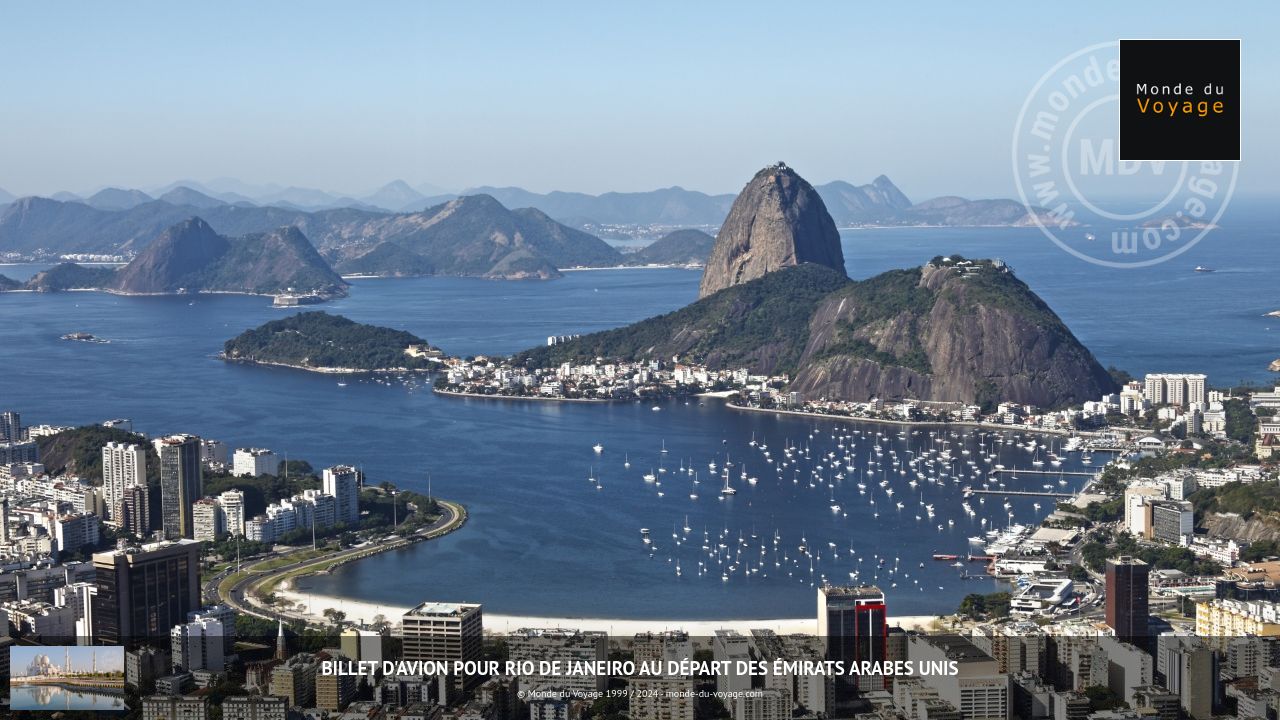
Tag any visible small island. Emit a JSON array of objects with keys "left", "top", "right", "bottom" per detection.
[{"left": 222, "top": 311, "right": 442, "bottom": 373}]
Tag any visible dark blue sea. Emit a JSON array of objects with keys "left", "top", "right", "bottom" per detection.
[{"left": 1, "top": 203, "right": 1276, "bottom": 619}]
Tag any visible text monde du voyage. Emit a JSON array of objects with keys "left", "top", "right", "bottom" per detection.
[
  {"left": 1134, "top": 82, "right": 1228, "bottom": 118},
  {"left": 320, "top": 659, "right": 961, "bottom": 678}
]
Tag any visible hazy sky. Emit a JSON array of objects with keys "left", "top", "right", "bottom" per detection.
[{"left": 1, "top": 2, "right": 1275, "bottom": 199}]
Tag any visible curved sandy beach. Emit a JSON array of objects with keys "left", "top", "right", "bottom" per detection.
[{"left": 277, "top": 587, "right": 942, "bottom": 634}]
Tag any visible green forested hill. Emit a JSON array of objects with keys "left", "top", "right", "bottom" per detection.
[{"left": 223, "top": 311, "right": 438, "bottom": 371}]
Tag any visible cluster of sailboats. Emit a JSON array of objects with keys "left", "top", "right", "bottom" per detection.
[{"left": 586, "top": 425, "right": 1107, "bottom": 593}]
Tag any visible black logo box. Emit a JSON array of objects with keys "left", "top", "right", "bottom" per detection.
[{"left": 1119, "top": 39, "right": 1240, "bottom": 161}]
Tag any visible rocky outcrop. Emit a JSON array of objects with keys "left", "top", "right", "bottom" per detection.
[
  {"left": 789, "top": 259, "right": 1117, "bottom": 408},
  {"left": 112, "top": 218, "right": 346, "bottom": 295},
  {"left": 113, "top": 218, "right": 228, "bottom": 292},
  {"left": 698, "top": 163, "right": 845, "bottom": 298},
  {"left": 522, "top": 256, "right": 1115, "bottom": 409},
  {"left": 1201, "top": 512, "right": 1280, "bottom": 544}
]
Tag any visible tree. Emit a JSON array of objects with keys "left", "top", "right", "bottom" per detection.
[
  {"left": 322, "top": 607, "right": 347, "bottom": 627},
  {"left": 1084, "top": 685, "right": 1126, "bottom": 711}
]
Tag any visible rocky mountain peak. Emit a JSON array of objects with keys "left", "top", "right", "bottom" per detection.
[{"left": 698, "top": 163, "right": 845, "bottom": 298}]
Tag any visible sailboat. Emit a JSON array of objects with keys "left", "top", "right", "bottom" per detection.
[
  {"left": 720, "top": 469, "right": 737, "bottom": 496},
  {"left": 624, "top": 454, "right": 630, "bottom": 469}
]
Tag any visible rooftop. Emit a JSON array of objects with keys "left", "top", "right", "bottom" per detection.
[
  {"left": 405, "top": 601, "right": 481, "bottom": 618},
  {"left": 821, "top": 584, "right": 885, "bottom": 600},
  {"left": 913, "top": 634, "right": 994, "bottom": 664}
]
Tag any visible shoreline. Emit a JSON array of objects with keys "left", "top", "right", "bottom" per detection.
[
  {"left": 560, "top": 264, "right": 703, "bottom": 272},
  {"left": 725, "top": 401, "right": 1094, "bottom": 438},
  {"left": 275, "top": 588, "right": 942, "bottom": 635},
  {"left": 3, "top": 285, "right": 344, "bottom": 300},
  {"left": 220, "top": 354, "right": 436, "bottom": 375},
  {"left": 432, "top": 387, "right": 622, "bottom": 403}
]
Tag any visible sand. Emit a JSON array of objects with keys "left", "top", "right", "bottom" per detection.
[{"left": 275, "top": 587, "right": 942, "bottom": 635}]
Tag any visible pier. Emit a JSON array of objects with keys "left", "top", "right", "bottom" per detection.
[
  {"left": 966, "top": 489, "right": 1074, "bottom": 499},
  {"left": 993, "top": 469, "right": 1097, "bottom": 477}
]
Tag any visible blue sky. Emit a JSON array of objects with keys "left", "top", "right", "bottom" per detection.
[{"left": 1, "top": 1, "right": 1274, "bottom": 199}]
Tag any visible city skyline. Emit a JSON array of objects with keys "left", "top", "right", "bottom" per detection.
[{"left": 1, "top": 1, "right": 1277, "bottom": 199}]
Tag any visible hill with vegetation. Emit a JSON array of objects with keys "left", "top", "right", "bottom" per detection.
[
  {"left": 515, "top": 264, "right": 853, "bottom": 375},
  {"left": 35, "top": 425, "right": 160, "bottom": 482},
  {"left": 335, "top": 241, "right": 436, "bottom": 276},
  {"left": 514, "top": 257, "right": 1114, "bottom": 408},
  {"left": 24, "top": 263, "right": 120, "bottom": 291},
  {"left": 625, "top": 229, "right": 716, "bottom": 266},
  {"left": 223, "top": 311, "right": 439, "bottom": 372}
]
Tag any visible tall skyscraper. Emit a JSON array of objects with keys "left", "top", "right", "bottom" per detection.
[
  {"left": 818, "top": 585, "right": 887, "bottom": 692},
  {"left": 102, "top": 441, "right": 146, "bottom": 525},
  {"left": 91, "top": 539, "right": 202, "bottom": 643},
  {"left": 1106, "top": 556, "right": 1150, "bottom": 642},
  {"left": 323, "top": 465, "right": 360, "bottom": 526},
  {"left": 156, "top": 434, "right": 202, "bottom": 539}
]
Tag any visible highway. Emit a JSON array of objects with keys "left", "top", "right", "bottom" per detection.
[{"left": 208, "top": 499, "right": 466, "bottom": 623}]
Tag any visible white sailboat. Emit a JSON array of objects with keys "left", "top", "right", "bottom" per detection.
[{"left": 720, "top": 469, "right": 737, "bottom": 496}]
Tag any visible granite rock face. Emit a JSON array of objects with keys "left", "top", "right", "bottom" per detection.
[
  {"left": 698, "top": 163, "right": 845, "bottom": 298},
  {"left": 789, "top": 261, "right": 1117, "bottom": 408},
  {"left": 112, "top": 218, "right": 346, "bottom": 295}
]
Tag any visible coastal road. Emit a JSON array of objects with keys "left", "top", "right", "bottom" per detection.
[{"left": 213, "top": 499, "right": 467, "bottom": 623}]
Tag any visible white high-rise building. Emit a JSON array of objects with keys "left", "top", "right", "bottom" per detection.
[
  {"left": 172, "top": 617, "right": 226, "bottom": 672},
  {"left": 323, "top": 465, "right": 359, "bottom": 525},
  {"left": 102, "top": 442, "right": 146, "bottom": 525},
  {"left": 1143, "top": 373, "right": 1208, "bottom": 408},
  {"left": 218, "top": 489, "right": 246, "bottom": 537},
  {"left": 232, "top": 448, "right": 277, "bottom": 478}
]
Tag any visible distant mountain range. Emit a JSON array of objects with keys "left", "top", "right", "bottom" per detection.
[
  {"left": 0, "top": 192, "right": 624, "bottom": 281},
  {"left": 331, "top": 195, "right": 622, "bottom": 279},
  {"left": 0, "top": 174, "right": 1056, "bottom": 232}
]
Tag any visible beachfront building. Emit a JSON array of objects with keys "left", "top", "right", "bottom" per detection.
[{"left": 401, "top": 601, "right": 483, "bottom": 691}]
